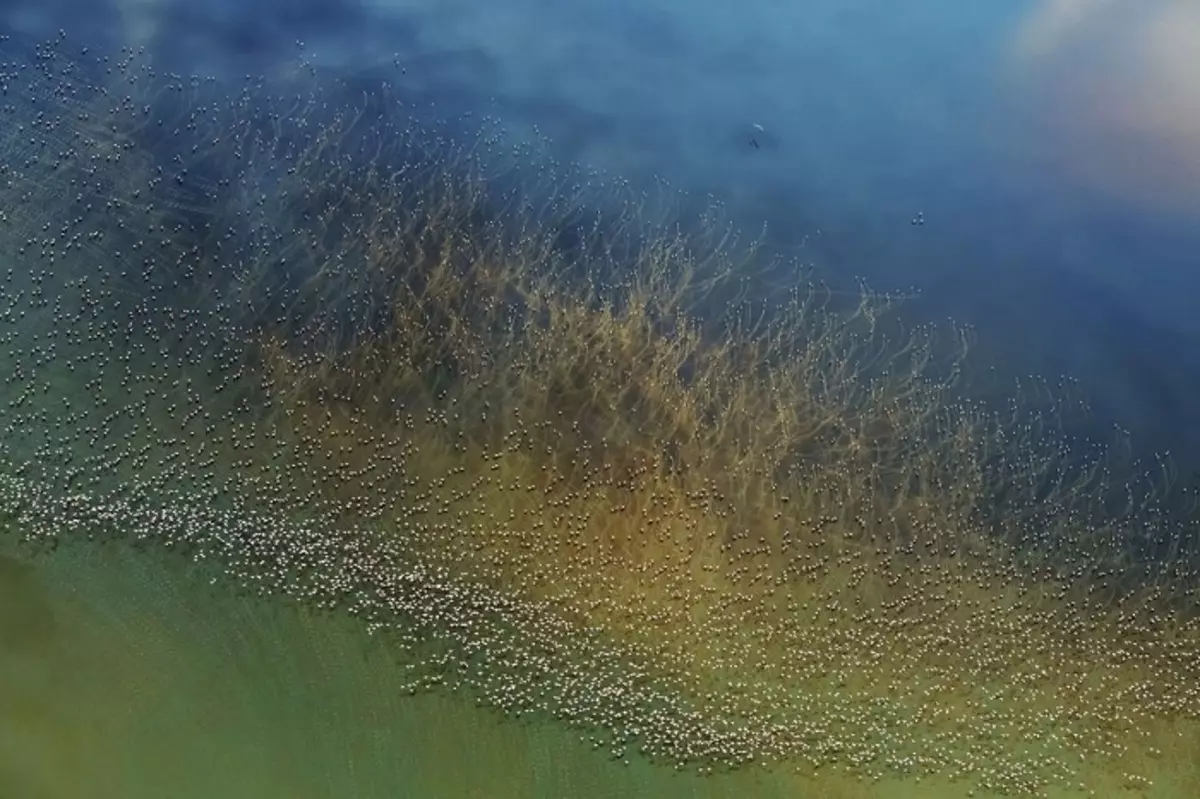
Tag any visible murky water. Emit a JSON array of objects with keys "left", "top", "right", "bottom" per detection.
[
  {"left": 6, "top": 529, "right": 1196, "bottom": 798},
  {"left": 0, "top": 19, "right": 1197, "bottom": 799},
  {"left": 0, "top": 531, "right": 804, "bottom": 799}
]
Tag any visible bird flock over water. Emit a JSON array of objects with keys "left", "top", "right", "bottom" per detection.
[{"left": 0, "top": 30, "right": 1197, "bottom": 797}]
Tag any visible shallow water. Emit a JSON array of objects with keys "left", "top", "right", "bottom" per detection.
[
  {"left": 0, "top": 532, "right": 806, "bottom": 799},
  {"left": 5, "top": 530, "right": 1196, "bottom": 799}
]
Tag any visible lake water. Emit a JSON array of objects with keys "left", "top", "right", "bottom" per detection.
[
  {"left": 9, "top": 0, "right": 1196, "bottom": 461},
  {"left": 2, "top": 530, "right": 814, "bottom": 799},
  {"left": 1, "top": 2, "right": 1198, "bottom": 797}
]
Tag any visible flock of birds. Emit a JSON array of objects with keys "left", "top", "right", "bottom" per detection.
[{"left": 0, "top": 31, "right": 1198, "bottom": 797}]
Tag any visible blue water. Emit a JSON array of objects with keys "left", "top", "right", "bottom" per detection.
[{"left": 13, "top": 0, "right": 1190, "bottom": 464}]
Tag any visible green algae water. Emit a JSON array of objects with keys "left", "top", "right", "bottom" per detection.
[
  {"left": 0, "top": 530, "right": 800, "bottom": 799},
  {"left": 5, "top": 531, "right": 1196, "bottom": 799}
]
